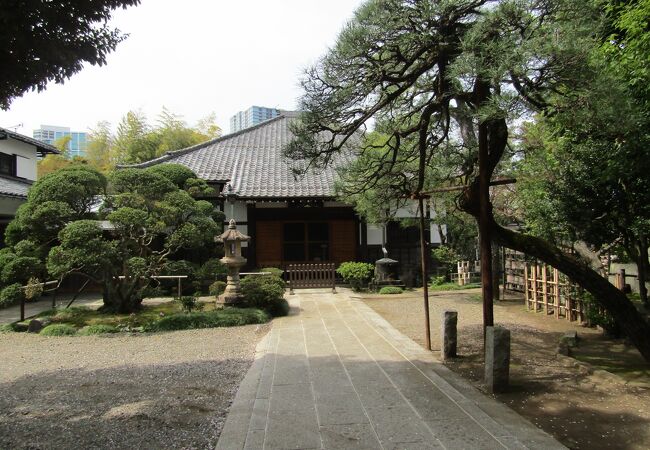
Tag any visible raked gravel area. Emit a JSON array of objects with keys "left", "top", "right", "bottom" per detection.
[{"left": 0, "top": 324, "right": 270, "bottom": 450}]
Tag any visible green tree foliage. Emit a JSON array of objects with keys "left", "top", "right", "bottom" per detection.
[
  {"left": 517, "top": 0, "right": 650, "bottom": 306},
  {"left": 0, "top": 0, "right": 140, "bottom": 110},
  {"left": 86, "top": 121, "right": 114, "bottom": 172},
  {"left": 2, "top": 163, "right": 218, "bottom": 313},
  {"left": 287, "top": 0, "right": 650, "bottom": 360},
  {"left": 45, "top": 165, "right": 218, "bottom": 313},
  {"left": 82, "top": 109, "right": 223, "bottom": 170}
]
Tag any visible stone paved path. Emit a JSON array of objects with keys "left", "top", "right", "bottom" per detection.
[{"left": 217, "top": 289, "right": 565, "bottom": 449}]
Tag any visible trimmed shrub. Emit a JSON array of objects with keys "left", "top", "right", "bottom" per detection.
[
  {"left": 146, "top": 164, "right": 197, "bottom": 188},
  {"left": 337, "top": 262, "right": 374, "bottom": 291},
  {"left": 379, "top": 286, "right": 403, "bottom": 295},
  {"left": 240, "top": 275, "right": 287, "bottom": 316},
  {"left": 0, "top": 256, "right": 43, "bottom": 285},
  {"left": 144, "top": 308, "right": 269, "bottom": 332},
  {"left": 40, "top": 324, "right": 77, "bottom": 336},
  {"left": 0, "top": 283, "right": 25, "bottom": 308},
  {"left": 78, "top": 324, "right": 119, "bottom": 335},
  {"left": 178, "top": 295, "right": 204, "bottom": 313},
  {"left": 430, "top": 276, "right": 446, "bottom": 286},
  {"left": 210, "top": 280, "right": 227, "bottom": 297}
]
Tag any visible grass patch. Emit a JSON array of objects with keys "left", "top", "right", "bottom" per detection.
[
  {"left": 379, "top": 286, "right": 404, "bottom": 295},
  {"left": 40, "top": 324, "right": 77, "bottom": 336},
  {"left": 144, "top": 307, "right": 270, "bottom": 332},
  {"left": 429, "top": 282, "right": 481, "bottom": 291},
  {"left": 77, "top": 324, "right": 120, "bottom": 335},
  {"left": 0, "top": 323, "right": 17, "bottom": 333},
  {"left": 4, "top": 300, "right": 270, "bottom": 336}
]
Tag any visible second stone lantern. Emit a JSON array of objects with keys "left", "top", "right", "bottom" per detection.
[{"left": 215, "top": 219, "right": 251, "bottom": 305}]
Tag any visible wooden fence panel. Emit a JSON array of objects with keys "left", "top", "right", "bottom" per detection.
[{"left": 286, "top": 263, "right": 337, "bottom": 294}]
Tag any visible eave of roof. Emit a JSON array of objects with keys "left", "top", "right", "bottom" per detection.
[
  {"left": 0, "top": 175, "right": 32, "bottom": 199},
  {"left": 0, "top": 127, "right": 60, "bottom": 155}
]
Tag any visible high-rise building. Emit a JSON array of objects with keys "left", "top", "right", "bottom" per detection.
[
  {"left": 229, "top": 106, "right": 280, "bottom": 133},
  {"left": 33, "top": 125, "right": 88, "bottom": 158}
]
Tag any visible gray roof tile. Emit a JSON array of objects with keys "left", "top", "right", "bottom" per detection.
[
  {"left": 125, "top": 114, "right": 349, "bottom": 199},
  {"left": 0, "top": 175, "right": 31, "bottom": 199}
]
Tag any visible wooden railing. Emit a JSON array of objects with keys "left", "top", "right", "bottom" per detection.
[{"left": 286, "top": 263, "right": 337, "bottom": 294}]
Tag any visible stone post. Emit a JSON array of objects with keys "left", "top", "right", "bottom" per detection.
[
  {"left": 485, "top": 326, "right": 510, "bottom": 393},
  {"left": 441, "top": 310, "right": 458, "bottom": 361}
]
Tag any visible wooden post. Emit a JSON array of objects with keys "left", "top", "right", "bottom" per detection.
[
  {"left": 554, "top": 268, "right": 560, "bottom": 319},
  {"left": 177, "top": 277, "right": 182, "bottom": 298},
  {"left": 542, "top": 264, "right": 548, "bottom": 314},
  {"left": 619, "top": 269, "right": 626, "bottom": 291},
  {"left": 20, "top": 297, "right": 25, "bottom": 322},
  {"left": 524, "top": 264, "right": 529, "bottom": 310},
  {"left": 531, "top": 262, "right": 538, "bottom": 312}
]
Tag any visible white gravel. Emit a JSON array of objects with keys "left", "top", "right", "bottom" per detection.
[{"left": 0, "top": 324, "right": 270, "bottom": 450}]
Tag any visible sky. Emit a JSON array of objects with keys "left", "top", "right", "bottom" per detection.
[{"left": 0, "top": 0, "right": 366, "bottom": 136}]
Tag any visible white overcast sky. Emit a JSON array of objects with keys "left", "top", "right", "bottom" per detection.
[{"left": 0, "top": 0, "right": 365, "bottom": 136}]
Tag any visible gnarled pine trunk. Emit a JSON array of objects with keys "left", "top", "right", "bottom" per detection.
[{"left": 460, "top": 116, "right": 650, "bottom": 362}]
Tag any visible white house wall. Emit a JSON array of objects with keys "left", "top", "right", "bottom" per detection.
[
  {"left": 366, "top": 224, "right": 383, "bottom": 245},
  {"left": 0, "top": 139, "right": 38, "bottom": 181}
]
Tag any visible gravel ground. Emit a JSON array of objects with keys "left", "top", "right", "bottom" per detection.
[
  {"left": 363, "top": 289, "right": 650, "bottom": 449},
  {"left": 0, "top": 324, "right": 270, "bottom": 450}
]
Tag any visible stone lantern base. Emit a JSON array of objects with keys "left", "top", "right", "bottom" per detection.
[{"left": 217, "top": 292, "right": 244, "bottom": 306}]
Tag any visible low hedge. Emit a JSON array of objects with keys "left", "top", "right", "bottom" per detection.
[
  {"left": 40, "top": 324, "right": 77, "bottom": 336},
  {"left": 77, "top": 324, "right": 120, "bottom": 335},
  {"left": 144, "top": 307, "right": 269, "bottom": 332}
]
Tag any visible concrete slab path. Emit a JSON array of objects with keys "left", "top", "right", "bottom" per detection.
[{"left": 217, "top": 289, "right": 565, "bottom": 449}]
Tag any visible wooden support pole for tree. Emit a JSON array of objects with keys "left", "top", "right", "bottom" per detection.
[
  {"left": 478, "top": 120, "right": 494, "bottom": 338},
  {"left": 418, "top": 195, "right": 432, "bottom": 351}
]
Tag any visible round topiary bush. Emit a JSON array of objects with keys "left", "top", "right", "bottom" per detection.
[
  {"left": 379, "top": 286, "right": 404, "bottom": 295},
  {"left": 337, "top": 262, "right": 375, "bottom": 291},
  {"left": 240, "top": 275, "right": 287, "bottom": 316},
  {"left": 40, "top": 324, "right": 77, "bottom": 336},
  {"left": 0, "top": 283, "right": 25, "bottom": 308},
  {"left": 78, "top": 324, "right": 119, "bottom": 335}
]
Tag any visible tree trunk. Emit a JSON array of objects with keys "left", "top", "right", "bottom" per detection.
[
  {"left": 492, "top": 242, "right": 501, "bottom": 301},
  {"left": 457, "top": 115, "right": 650, "bottom": 362},
  {"left": 101, "top": 279, "right": 143, "bottom": 313}
]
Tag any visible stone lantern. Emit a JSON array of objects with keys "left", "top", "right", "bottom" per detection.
[{"left": 216, "top": 219, "right": 251, "bottom": 305}]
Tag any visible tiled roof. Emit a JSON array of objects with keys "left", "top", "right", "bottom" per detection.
[
  {"left": 124, "top": 113, "right": 351, "bottom": 199},
  {"left": 0, "top": 127, "right": 59, "bottom": 155},
  {"left": 0, "top": 175, "right": 32, "bottom": 199}
]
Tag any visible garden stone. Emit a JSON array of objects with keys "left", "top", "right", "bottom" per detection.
[
  {"left": 441, "top": 310, "right": 458, "bottom": 361},
  {"left": 485, "top": 326, "right": 510, "bottom": 393},
  {"left": 27, "top": 318, "right": 50, "bottom": 333}
]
